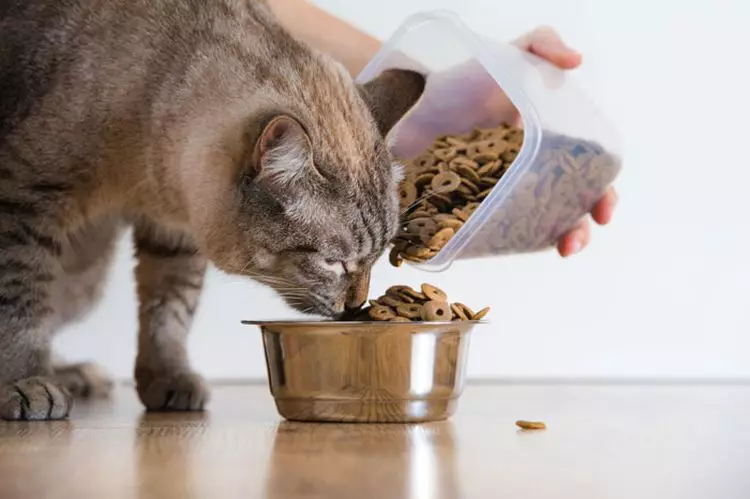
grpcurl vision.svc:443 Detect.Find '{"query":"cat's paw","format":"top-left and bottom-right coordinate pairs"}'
top-left (0, 376), bottom-right (73, 421)
top-left (54, 362), bottom-right (113, 399)
top-left (136, 371), bottom-right (210, 412)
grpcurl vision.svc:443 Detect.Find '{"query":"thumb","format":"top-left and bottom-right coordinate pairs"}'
top-left (516, 27), bottom-right (582, 70)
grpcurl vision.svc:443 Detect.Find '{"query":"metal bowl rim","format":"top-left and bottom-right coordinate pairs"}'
top-left (241, 320), bottom-right (487, 327)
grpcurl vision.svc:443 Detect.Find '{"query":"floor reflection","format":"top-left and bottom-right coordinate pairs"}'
top-left (134, 411), bottom-right (209, 499)
top-left (0, 420), bottom-right (74, 498)
top-left (264, 421), bottom-right (462, 499)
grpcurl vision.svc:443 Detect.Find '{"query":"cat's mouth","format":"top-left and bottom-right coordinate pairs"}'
top-left (338, 307), bottom-right (364, 322)
top-left (282, 292), bottom-right (344, 319)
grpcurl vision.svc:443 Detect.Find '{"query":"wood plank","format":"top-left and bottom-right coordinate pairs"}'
top-left (0, 383), bottom-right (748, 499)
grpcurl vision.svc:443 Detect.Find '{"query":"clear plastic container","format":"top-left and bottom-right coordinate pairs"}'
top-left (356, 10), bottom-right (623, 272)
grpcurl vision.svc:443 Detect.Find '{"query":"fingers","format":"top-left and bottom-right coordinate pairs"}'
top-left (514, 26), bottom-right (582, 70)
top-left (557, 218), bottom-right (590, 257)
top-left (591, 187), bottom-right (618, 225)
top-left (515, 27), bottom-right (610, 258)
top-left (556, 188), bottom-right (618, 257)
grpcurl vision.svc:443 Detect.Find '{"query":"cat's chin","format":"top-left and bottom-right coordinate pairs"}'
top-left (293, 310), bottom-right (345, 321)
top-left (281, 296), bottom-right (344, 320)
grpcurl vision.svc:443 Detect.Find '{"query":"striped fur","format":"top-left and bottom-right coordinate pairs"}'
top-left (0, 0), bottom-right (425, 420)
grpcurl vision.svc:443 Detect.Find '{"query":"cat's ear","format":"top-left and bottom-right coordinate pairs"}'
top-left (358, 69), bottom-right (426, 137)
top-left (247, 115), bottom-right (313, 186)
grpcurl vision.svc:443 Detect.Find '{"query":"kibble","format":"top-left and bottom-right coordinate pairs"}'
top-left (515, 420), bottom-right (546, 430)
top-left (390, 122), bottom-right (620, 266)
top-left (345, 283), bottom-right (490, 323)
top-left (421, 283), bottom-right (447, 302)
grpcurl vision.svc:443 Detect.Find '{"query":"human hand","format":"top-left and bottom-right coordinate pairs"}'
top-left (390, 26), bottom-right (617, 257)
top-left (514, 27), bottom-right (617, 257)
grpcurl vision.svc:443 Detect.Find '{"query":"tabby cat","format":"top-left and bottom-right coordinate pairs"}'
top-left (0, 0), bottom-right (425, 420)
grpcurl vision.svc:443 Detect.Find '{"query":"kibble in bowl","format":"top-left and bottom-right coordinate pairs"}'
top-left (344, 283), bottom-right (489, 323)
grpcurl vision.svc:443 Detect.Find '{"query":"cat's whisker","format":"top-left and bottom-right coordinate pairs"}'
top-left (219, 270), bottom-right (305, 292)
top-left (279, 296), bottom-right (308, 304)
top-left (275, 289), bottom-right (309, 296)
top-left (225, 272), bottom-right (307, 293)
top-left (273, 290), bottom-right (308, 297)
top-left (234, 266), bottom-right (295, 285)
top-left (251, 281), bottom-right (307, 293)
top-left (247, 275), bottom-right (305, 290)
top-left (400, 189), bottom-right (443, 217)
top-left (237, 258), bottom-right (257, 277)
top-left (236, 266), bottom-right (292, 283)
top-left (254, 277), bottom-right (303, 289)
top-left (258, 276), bottom-right (299, 287)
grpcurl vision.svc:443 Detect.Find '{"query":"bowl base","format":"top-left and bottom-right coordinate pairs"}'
top-left (274, 397), bottom-right (458, 423)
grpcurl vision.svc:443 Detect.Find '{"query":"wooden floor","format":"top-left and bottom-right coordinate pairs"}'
top-left (1, 382), bottom-right (749, 499)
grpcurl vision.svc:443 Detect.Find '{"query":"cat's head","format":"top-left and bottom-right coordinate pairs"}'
top-left (200, 68), bottom-right (425, 318)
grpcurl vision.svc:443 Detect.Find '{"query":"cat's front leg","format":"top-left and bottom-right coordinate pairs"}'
top-left (132, 222), bottom-right (209, 411)
top-left (0, 216), bottom-right (72, 420)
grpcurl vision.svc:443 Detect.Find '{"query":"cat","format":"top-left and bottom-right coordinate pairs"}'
top-left (0, 0), bottom-right (425, 420)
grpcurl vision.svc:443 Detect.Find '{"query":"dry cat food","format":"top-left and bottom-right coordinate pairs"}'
top-left (346, 283), bottom-right (489, 323)
top-left (515, 420), bottom-right (546, 430)
top-left (390, 122), bottom-right (620, 265)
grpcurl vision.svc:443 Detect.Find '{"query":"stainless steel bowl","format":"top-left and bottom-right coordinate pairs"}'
top-left (242, 320), bottom-right (481, 423)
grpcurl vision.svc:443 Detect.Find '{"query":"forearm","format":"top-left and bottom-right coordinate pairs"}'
top-left (266, 0), bottom-right (382, 76)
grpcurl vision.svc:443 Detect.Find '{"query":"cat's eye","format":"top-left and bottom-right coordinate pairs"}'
top-left (321, 259), bottom-right (346, 275)
top-left (326, 259), bottom-right (350, 269)
top-left (292, 245), bottom-right (318, 253)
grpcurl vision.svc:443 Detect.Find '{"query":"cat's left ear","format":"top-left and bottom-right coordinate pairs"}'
top-left (247, 115), bottom-right (313, 187)
top-left (358, 69), bottom-right (426, 138)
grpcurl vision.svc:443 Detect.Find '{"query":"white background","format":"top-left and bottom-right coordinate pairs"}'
top-left (55, 0), bottom-right (750, 381)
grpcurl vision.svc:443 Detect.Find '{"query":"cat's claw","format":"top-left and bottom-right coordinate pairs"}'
top-left (137, 371), bottom-right (210, 412)
top-left (54, 362), bottom-right (113, 399)
top-left (0, 376), bottom-right (73, 421)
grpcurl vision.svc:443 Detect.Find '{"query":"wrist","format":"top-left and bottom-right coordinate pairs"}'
top-left (267, 0), bottom-right (382, 76)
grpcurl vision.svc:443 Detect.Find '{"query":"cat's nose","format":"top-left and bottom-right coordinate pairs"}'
top-left (345, 302), bottom-right (365, 315)
top-left (345, 268), bottom-right (371, 311)
top-left (344, 298), bottom-right (366, 312)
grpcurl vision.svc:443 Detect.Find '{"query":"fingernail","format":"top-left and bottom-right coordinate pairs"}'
top-left (536, 40), bottom-right (569, 54)
top-left (570, 238), bottom-right (583, 255)
top-left (533, 40), bottom-right (557, 53)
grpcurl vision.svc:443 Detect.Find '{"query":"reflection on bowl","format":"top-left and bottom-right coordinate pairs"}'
top-left (242, 320), bottom-right (482, 423)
